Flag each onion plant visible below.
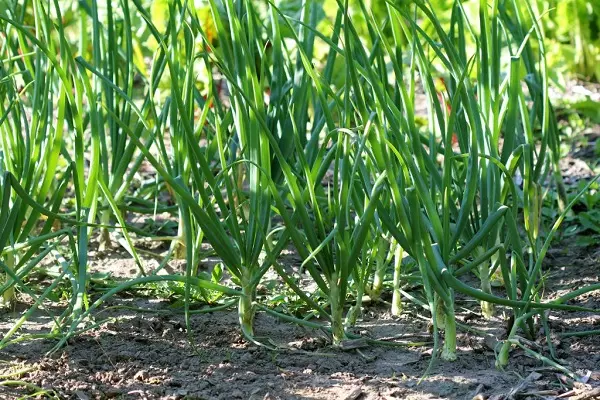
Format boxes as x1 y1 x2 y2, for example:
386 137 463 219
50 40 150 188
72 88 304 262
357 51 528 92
82 0 146 253
0 0 145 334
272 124 388 345
308 0 596 362
0 1 73 308
84 0 298 342
390 241 404 316
365 234 394 302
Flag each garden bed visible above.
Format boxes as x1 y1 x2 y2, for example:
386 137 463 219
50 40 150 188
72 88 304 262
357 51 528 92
1 233 599 400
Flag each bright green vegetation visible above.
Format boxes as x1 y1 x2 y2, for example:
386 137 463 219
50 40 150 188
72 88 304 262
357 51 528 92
0 0 599 372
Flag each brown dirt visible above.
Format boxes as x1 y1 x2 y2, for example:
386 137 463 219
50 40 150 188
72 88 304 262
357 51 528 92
1 237 599 400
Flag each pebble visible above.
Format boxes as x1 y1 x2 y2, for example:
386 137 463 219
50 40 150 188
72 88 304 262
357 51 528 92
134 370 149 381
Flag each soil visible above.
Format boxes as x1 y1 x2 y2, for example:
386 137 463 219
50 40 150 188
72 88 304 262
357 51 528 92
0 233 599 400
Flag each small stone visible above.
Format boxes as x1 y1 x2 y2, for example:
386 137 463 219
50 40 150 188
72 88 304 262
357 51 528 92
342 386 363 400
484 334 500 351
133 370 149 381
75 391 90 400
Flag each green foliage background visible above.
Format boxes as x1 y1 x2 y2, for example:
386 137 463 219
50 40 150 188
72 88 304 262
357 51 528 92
3 0 597 82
